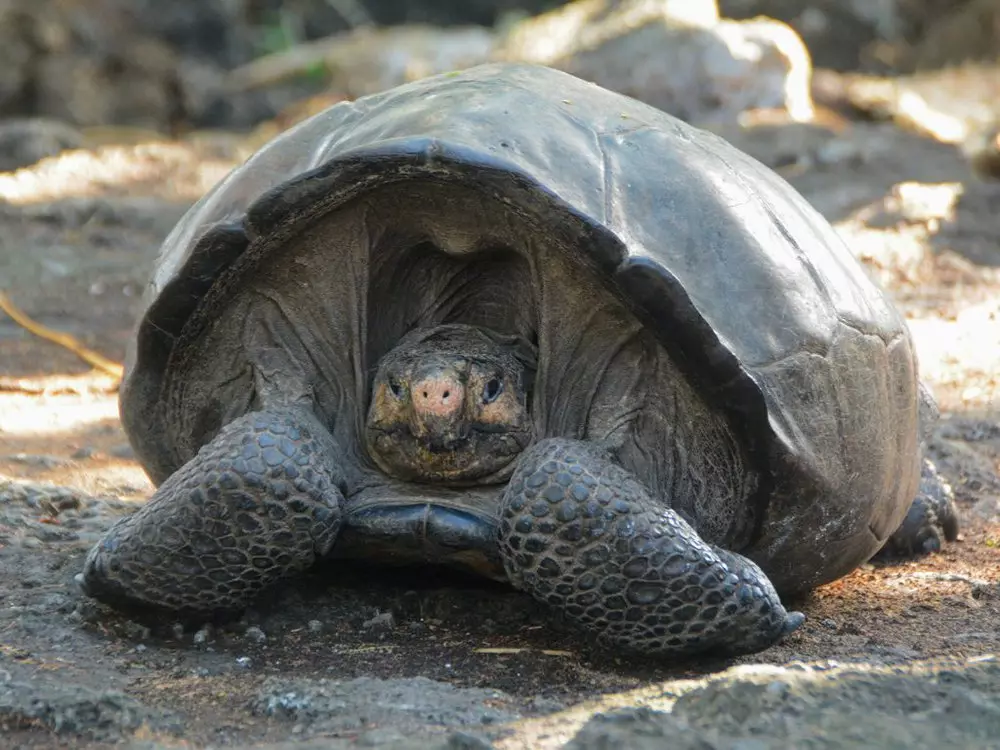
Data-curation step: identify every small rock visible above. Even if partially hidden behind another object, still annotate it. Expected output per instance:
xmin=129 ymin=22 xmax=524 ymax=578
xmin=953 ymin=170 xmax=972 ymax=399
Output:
xmin=72 ymin=597 xmax=102 ymax=623
xmin=4 ymin=453 xmax=70 ymax=469
xmin=193 ymin=625 xmax=213 ymax=646
xmin=122 ymin=621 xmax=152 ymax=642
xmin=765 ymin=680 xmax=791 ymax=697
xmin=446 ymin=731 xmax=496 ymax=749
xmin=307 ymin=619 xmax=323 ymax=633
xmin=527 ymin=696 xmax=566 ymax=713
xmin=0 ymin=117 xmax=85 ymax=172
xmin=362 ymin=611 xmax=396 ymax=632
xmin=972 ymin=582 xmax=999 ymax=601
xmin=972 ymin=496 xmax=1000 ymax=522
xmin=252 ymin=676 xmax=519 ymax=729
xmin=0 ymin=675 xmax=179 ymax=741
xmin=108 ymin=444 xmax=136 ymax=459
xmin=245 ymin=626 xmax=267 ymax=644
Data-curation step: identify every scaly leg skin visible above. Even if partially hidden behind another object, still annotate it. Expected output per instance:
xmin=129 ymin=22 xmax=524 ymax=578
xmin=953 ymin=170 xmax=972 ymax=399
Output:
xmin=874 ymin=458 xmax=960 ymax=560
xmin=79 ymin=406 xmax=344 ymax=616
xmin=498 ymin=438 xmax=803 ymax=658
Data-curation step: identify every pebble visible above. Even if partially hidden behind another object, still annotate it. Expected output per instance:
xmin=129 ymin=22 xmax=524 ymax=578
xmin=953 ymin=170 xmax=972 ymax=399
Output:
xmin=765 ymin=680 xmax=791 ymax=697
xmin=193 ymin=625 xmax=213 ymax=646
xmin=122 ymin=621 xmax=151 ymax=641
xmin=972 ymin=496 xmax=1000 ymax=521
xmin=446 ymin=731 xmax=495 ymax=749
xmin=362 ymin=611 xmax=396 ymax=632
xmin=109 ymin=444 xmax=135 ymax=459
xmin=245 ymin=626 xmax=267 ymax=644
xmin=307 ymin=619 xmax=323 ymax=633
xmin=872 ymin=644 xmax=921 ymax=660
xmin=3 ymin=453 xmax=71 ymax=468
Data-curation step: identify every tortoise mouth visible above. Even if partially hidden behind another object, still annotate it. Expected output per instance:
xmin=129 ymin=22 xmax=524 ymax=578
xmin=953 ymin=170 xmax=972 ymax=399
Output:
xmin=365 ymin=423 xmax=532 ymax=486
xmin=422 ymin=434 xmax=470 ymax=454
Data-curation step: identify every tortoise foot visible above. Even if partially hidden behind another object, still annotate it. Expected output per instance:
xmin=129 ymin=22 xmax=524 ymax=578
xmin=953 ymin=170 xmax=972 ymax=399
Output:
xmin=79 ymin=407 xmax=344 ymax=615
xmin=875 ymin=458 xmax=959 ymax=560
xmin=498 ymin=438 xmax=802 ymax=658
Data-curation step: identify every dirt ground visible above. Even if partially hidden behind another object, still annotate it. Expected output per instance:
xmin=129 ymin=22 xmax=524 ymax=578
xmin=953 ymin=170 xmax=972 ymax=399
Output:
xmin=1 ymin=84 xmax=999 ymax=749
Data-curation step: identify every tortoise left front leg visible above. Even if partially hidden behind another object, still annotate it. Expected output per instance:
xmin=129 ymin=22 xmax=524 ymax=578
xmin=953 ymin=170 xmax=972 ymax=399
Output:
xmin=498 ymin=438 xmax=803 ymax=658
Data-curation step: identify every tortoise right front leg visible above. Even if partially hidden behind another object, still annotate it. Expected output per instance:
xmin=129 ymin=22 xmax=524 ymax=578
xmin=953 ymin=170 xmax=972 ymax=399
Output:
xmin=498 ymin=438 xmax=803 ymax=658
xmin=79 ymin=406 xmax=345 ymax=615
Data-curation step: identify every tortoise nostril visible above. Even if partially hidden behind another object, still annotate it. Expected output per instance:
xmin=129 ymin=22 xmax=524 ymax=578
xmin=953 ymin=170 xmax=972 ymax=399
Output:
xmin=413 ymin=376 xmax=462 ymax=415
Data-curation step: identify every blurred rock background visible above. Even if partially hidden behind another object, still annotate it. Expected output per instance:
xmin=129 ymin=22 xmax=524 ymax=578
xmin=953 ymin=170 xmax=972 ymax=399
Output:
xmin=0 ymin=0 xmax=999 ymax=180
xmin=0 ymin=0 xmax=996 ymax=133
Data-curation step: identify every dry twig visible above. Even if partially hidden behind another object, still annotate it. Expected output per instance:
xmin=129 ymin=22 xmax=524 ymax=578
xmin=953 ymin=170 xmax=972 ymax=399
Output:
xmin=0 ymin=291 xmax=123 ymax=380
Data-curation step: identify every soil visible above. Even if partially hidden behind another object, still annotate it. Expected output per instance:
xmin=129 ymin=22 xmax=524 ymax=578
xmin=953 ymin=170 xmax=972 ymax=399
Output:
xmin=1 ymin=82 xmax=999 ymax=749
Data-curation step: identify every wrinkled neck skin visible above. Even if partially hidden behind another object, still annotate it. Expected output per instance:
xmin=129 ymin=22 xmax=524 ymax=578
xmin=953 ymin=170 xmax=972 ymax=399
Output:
xmin=169 ymin=180 xmax=754 ymax=545
xmin=364 ymin=323 xmax=537 ymax=487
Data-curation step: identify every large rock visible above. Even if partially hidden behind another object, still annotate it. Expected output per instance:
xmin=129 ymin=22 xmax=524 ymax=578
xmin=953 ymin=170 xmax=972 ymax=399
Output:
xmin=720 ymin=0 xmax=1000 ymax=73
xmin=0 ymin=119 xmax=85 ymax=173
xmin=0 ymin=0 xmax=560 ymax=132
xmin=497 ymin=0 xmax=814 ymax=125
xmin=568 ymin=657 xmax=1000 ymax=750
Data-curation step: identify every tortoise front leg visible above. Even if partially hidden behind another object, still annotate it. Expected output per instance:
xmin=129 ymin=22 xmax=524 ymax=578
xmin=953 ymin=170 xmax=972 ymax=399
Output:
xmin=498 ymin=438 xmax=803 ymax=657
xmin=79 ymin=406 xmax=344 ymax=615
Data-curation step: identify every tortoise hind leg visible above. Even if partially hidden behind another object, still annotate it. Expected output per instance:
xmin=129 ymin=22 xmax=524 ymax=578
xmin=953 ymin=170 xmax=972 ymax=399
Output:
xmin=874 ymin=458 xmax=959 ymax=560
xmin=498 ymin=438 xmax=802 ymax=658
xmin=79 ymin=406 xmax=344 ymax=615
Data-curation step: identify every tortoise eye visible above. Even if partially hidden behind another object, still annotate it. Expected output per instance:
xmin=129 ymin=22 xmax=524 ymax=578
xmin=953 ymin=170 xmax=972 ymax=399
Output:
xmin=388 ymin=378 xmax=404 ymax=399
xmin=483 ymin=377 xmax=503 ymax=404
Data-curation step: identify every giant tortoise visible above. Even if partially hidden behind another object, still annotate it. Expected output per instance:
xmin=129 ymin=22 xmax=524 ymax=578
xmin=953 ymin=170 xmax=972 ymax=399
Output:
xmin=79 ymin=63 xmax=957 ymax=657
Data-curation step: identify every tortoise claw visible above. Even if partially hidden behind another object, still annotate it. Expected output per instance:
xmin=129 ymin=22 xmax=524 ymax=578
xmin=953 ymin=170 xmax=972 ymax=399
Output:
xmin=782 ymin=611 xmax=806 ymax=636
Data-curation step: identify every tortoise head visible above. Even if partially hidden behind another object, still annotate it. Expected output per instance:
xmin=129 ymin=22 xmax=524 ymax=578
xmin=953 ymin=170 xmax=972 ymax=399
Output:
xmin=365 ymin=324 xmax=535 ymax=485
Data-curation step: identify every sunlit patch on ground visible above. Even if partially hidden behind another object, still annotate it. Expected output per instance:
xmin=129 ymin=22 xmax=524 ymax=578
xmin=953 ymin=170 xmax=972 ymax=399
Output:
xmin=0 ymin=142 xmax=241 ymax=205
xmin=0 ymin=379 xmax=152 ymax=501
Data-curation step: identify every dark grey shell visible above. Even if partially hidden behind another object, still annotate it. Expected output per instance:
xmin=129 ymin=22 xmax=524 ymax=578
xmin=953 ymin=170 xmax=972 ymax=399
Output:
xmin=122 ymin=63 xmax=921 ymax=595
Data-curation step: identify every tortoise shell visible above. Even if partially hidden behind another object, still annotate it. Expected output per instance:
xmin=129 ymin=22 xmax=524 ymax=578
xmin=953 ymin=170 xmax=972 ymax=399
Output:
xmin=121 ymin=63 xmax=920 ymax=595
